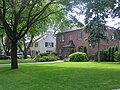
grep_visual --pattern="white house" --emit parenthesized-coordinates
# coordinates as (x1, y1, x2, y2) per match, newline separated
(26, 33, 56, 57)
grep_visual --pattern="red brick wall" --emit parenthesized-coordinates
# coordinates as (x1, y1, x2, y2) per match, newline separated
(56, 29, 120, 57)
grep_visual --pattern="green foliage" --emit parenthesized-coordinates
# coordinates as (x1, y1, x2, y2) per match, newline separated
(43, 55, 58, 61)
(93, 46, 120, 62)
(78, 46, 87, 53)
(69, 52, 88, 62)
(39, 52, 57, 57)
(57, 55, 63, 60)
(34, 57, 46, 62)
(83, 46, 87, 54)
(114, 50, 120, 62)
(0, 44, 2, 54)
(40, 52, 50, 57)
(94, 49, 109, 62)
(109, 46, 119, 62)
(34, 52, 58, 62)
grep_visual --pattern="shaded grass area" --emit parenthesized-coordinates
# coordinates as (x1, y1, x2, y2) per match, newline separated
(0, 62, 120, 90)
(0, 59, 34, 64)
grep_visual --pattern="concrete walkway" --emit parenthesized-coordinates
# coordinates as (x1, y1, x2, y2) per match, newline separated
(0, 60, 64, 66)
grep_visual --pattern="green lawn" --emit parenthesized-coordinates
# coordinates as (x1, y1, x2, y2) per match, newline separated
(0, 58, 34, 64)
(0, 62, 120, 90)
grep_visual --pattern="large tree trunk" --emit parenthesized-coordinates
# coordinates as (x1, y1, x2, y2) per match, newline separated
(98, 39, 100, 62)
(11, 40, 18, 69)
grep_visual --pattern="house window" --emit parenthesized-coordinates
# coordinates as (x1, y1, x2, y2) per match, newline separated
(111, 34, 117, 40)
(35, 42, 38, 47)
(78, 32, 83, 40)
(60, 34, 65, 42)
(36, 51, 39, 55)
(45, 42, 54, 47)
(70, 35, 73, 40)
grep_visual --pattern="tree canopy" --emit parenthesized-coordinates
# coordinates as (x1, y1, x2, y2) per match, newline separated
(0, 0, 72, 69)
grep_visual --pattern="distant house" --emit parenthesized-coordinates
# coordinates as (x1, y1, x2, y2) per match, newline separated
(26, 33, 56, 57)
(56, 26, 120, 58)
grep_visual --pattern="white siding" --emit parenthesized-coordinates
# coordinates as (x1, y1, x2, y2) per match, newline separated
(29, 34, 56, 57)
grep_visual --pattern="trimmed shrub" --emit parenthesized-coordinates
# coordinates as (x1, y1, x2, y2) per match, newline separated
(57, 55, 63, 60)
(93, 46, 120, 62)
(40, 52, 57, 57)
(43, 55, 58, 61)
(114, 50, 120, 62)
(50, 52, 58, 56)
(94, 49, 109, 62)
(34, 58, 46, 62)
(69, 52, 88, 62)
(34, 52, 58, 62)
(40, 52, 50, 57)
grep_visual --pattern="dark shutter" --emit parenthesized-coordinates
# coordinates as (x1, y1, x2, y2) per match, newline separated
(52, 42, 54, 47)
(45, 42, 48, 47)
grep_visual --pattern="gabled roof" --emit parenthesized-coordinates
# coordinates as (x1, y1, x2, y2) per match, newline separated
(56, 27, 83, 35)
(56, 26, 118, 35)
(25, 34, 56, 43)
(34, 34, 56, 42)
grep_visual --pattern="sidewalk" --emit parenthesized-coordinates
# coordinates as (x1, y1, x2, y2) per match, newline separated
(0, 60, 64, 66)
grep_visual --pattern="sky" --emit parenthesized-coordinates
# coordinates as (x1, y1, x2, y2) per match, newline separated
(69, 7, 120, 28)
(76, 15, 120, 28)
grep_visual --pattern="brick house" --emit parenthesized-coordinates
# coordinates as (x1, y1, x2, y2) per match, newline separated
(56, 27, 120, 58)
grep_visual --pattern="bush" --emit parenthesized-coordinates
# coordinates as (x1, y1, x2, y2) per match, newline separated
(34, 57, 46, 62)
(93, 46, 120, 62)
(40, 52, 50, 57)
(57, 55, 63, 60)
(43, 55, 58, 61)
(94, 49, 109, 62)
(34, 52, 58, 62)
(50, 52, 58, 56)
(114, 50, 120, 62)
(69, 52, 88, 62)
(40, 52, 58, 57)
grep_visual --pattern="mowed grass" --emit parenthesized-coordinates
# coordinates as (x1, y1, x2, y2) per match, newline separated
(0, 58, 34, 64)
(0, 62, 120, 90)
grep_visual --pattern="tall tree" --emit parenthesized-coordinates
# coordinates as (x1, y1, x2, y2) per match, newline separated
(68, 0, 116, 62)
(0, 0, 68, 69)
(85, 20, 108, 62)
(83, 0, 112, 62)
